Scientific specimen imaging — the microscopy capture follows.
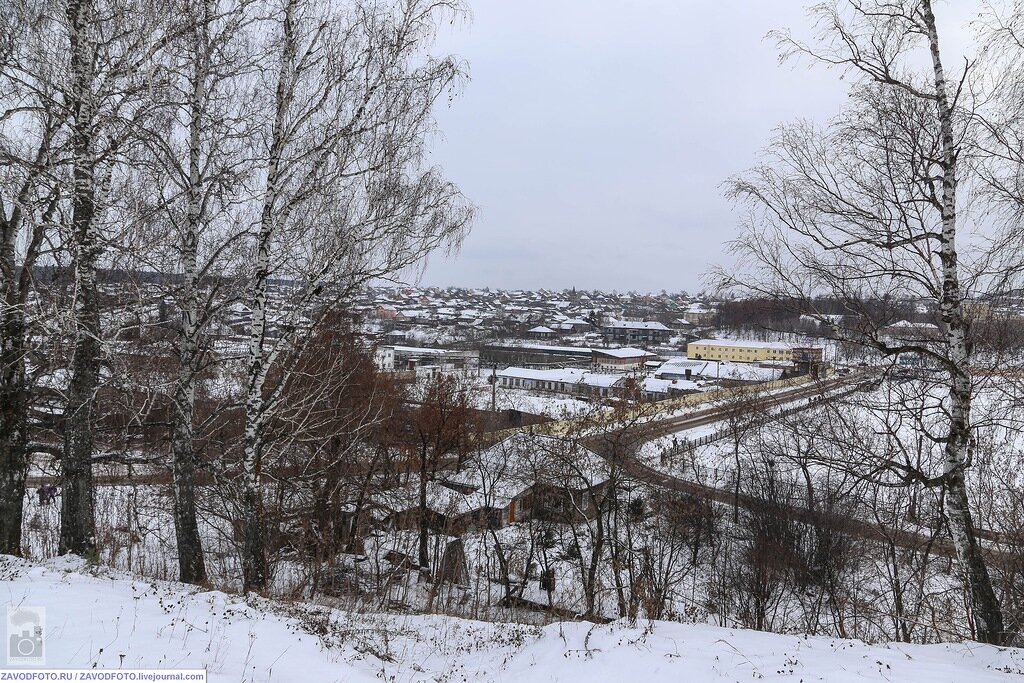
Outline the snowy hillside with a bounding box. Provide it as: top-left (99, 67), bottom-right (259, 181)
top-left (2, 555), bottom-right (1022, 682)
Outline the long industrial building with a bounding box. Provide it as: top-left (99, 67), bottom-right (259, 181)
top-left (686, 339), bottom-right (794, 363)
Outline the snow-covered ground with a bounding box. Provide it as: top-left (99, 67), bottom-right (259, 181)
top-left (3, 554), bottom-right (1022, 682)
top-left (465, 373), bottom-right (601, 418)
top-left (491, 390), bottom-right (597, 418)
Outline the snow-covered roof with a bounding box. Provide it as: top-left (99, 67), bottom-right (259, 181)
top-left (391, 345), bottom-right (450, 356)
top-left (497, 367), bottom-right (623, 389)
top-left (800, 313), bottom-right (844, 324)
top-left (582, 373), bottom-right (622, 388)
top-left (374, 481), bottom-right (491, 517)
top-left (641, 377), bottom-right (700, 394)
top-left (497, 367), bottom-right (587, 384)
top-left (383, 345), bottom-right (477, 361)
top-left (488, 342), bottom-right (593, 355)
top-left (642, 377), bottom-right (671, 393)
top-left (653, 357), bottom-right (782, 382)
top-left (887, 320), bottom-right (939, 330)
top-left (592, 347), bottom-right (657, 359)
top-left (689, 338), bottom-right (792, 350)
top-left (658, 358), bottom-right (710, 371)
top-left (718, 364), bottom-right (783, 382)
top-left (528, 325), bottom-right (555, 333)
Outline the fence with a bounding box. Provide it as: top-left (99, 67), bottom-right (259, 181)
top-left (656, 382), bottom-right (862, 459)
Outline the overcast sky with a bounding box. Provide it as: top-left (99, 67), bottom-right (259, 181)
top-left (418, 1), bottom-right (979, 294)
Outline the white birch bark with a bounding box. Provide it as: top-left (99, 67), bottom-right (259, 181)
top-left (169, 17), bottom-right (211, 585)
top-left (922, 0), bottom-right (1004, 644)
top-left (236, 0), bottom-right (472, 592)
top-left (60, 0), bottom-right (100, 556)
top-left (239, 0), bottom-right (294, 592)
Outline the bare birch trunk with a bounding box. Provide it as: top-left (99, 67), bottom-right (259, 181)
top-left (241, 210), bottom-right (272, 590)
top-left (60, 0), bottom-right (99, 556)
top-left (921, 0), bottom-right (1005, 645)
top-left (170, 41), bottom-right (209, 585)
top-left (240, 0), bottom-right (294, 593)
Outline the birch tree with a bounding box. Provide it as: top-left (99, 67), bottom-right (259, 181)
top-left (136, 0), bottom-right (258, 585)
top-left (54, 0), bottom-right (197, 555)
top-left (237, 0), bottom-right (472, 592)
top-left (60, 0), bottom-right (116, 555)
top-left (0, 5), bottom-right (62, 554)
top-left (720, 0), bottom-right (1006, 644)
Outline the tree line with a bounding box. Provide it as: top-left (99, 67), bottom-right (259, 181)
top-left (0, 0), bottom-right (472, 592)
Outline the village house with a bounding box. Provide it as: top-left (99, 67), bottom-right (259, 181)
top-left (377, 434), bottom-right (612, 536)
top-left (591, 347), bottom-right (659, 372)
top-left (681, 303), bottom-right (717, 326)
top-left (601, 319), bottom-right (673, 345)
top-left (527, 325), bottom-right (557, 340)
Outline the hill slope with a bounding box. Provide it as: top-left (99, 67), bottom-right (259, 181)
top-left (2, 555), bottom-right (1022, 682)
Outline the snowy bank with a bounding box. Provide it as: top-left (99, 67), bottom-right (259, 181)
top-left (2, 555), bottom-right (1023, 682)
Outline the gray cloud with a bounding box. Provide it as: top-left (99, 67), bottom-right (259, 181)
top-left (422, 1), bottom-right (978, 293)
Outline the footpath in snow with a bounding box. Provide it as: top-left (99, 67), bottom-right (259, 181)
top-left (2, 555), bottom-right (1023, 682)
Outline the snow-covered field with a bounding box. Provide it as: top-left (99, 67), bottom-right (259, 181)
top-left (465, 374), bottom-right (601, 418)
top-left (490, 390), bottom-right (596, 418)
top-left (3, 554), bottom-right (1023, 682)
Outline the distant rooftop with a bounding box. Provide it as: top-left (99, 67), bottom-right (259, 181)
top-left (592, 347), bottom-right (658, 359)
top-left (688, 338), bottom-right (794, 350)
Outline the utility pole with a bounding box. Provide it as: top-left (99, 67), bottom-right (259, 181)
top-left (491, 364), bottom-right (497, 412)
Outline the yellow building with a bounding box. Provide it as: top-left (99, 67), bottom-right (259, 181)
top-left (686, 339), bottom-right (793, 363)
